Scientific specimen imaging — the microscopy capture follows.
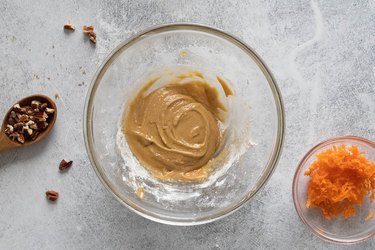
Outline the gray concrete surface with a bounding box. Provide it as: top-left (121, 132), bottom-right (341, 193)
top-left (0, 0), bottom-right (374, 249)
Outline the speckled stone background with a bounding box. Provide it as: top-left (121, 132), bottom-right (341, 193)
top-left (0, 0), bottom-right (374, 249)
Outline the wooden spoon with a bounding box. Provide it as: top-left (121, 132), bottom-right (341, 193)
top-left (0, 94), bottom-right (57, 153)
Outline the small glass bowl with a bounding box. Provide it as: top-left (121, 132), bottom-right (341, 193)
top-left (293, 136), bottom-right (375, 244)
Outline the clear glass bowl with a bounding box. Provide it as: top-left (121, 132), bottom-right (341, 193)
top-left (293, 136), bottom-right (375, 244)
top-left (84, 23), bottom-right (284, 225)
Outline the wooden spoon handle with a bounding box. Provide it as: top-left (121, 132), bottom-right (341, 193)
top-left (0, 132), bottom-right (17, 153)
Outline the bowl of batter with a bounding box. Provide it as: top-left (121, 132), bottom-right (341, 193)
top-left (84, 23), bottom-right (284, 225)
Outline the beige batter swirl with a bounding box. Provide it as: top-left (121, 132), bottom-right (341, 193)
top-left (123, 72), bottom-right (232, 181)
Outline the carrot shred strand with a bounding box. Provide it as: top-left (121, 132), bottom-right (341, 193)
top-left (305, 145), bottom-right (375, 220)
top-left (365, 210), bottom-right (374, 221)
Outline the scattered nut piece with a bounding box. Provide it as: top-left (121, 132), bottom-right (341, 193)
top-left (36, 121), bottom-right (48, 130)
top-left (64, 21), bottom-right (75, 31)
top-left (89, 35), bottom-right (96, 44)
top-left (90, 36), bottom-right (96, 43)
top-left (88, 31), bottom-right (96, 39)
top-left (82, 25), bottom-right (97, 44)
top-left (28, 121), bottom-right (37, 130)
top-left (82, 25), bottom-right (94, 33)
top-left (46, 190), bottom-right (59, 201)
top-left (59, 159), bottom-right (73, 171)
top-left (135, 187), bottom-right (145, 199)
top-left (179, 49), bottom-right (188, 58)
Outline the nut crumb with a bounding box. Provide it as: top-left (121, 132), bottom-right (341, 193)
top-left (89, 35), bottom-right (96, 44)
top-left (46, 190), bottom-right (59, 201)
top-left (45, 107), bottom-right (55, 114)
top-left (179, 49), bottom-right (188, 58)
top-left (64, 21), bottom-right (75, 31)
top-left (59, 159), bottom-right (73, 171)
top-left (82, 25), bottom-right (96, 44)
top-left (54, 94), bottom-right (59, 99)
top-left (135, 187), bottom-right (145, 199)
top-left (82, 25), bottom-right (94, 33)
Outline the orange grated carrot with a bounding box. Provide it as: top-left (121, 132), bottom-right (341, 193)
top-left (304, 145), bottom-right (375, 220)
top-left (365, 210), bottom-right (374, 221)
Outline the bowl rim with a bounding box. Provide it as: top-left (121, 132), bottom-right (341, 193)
top-left (292, 135), bottom-right (375, 244)
top-left (83, 23), bottom-right (285, 225)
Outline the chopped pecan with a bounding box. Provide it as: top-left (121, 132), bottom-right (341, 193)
top-left (33, 111), bottom-right (48, 121)
top-left (8, 132), bottom-right (19, 141)
top-left (31, 100), bottom-right (41, 109)
top-left (46, 190), bottom-right (59, 201)
top-left (13, 122), bottom-right (23, 131)
top-left (64, 21), bottom-right (75, 31)
top-left (82, 25), bottom-right (96, 44)
top-left (7, 117), bottom-right (15, 126)
top-left (89, 35), bottom-right (96, 44)
top-left (30, 131), bottom-right (39, 141)
top-left (40, 103), bottom-right (48, 111)
top-left (37, 121), bottom-right (48, 130)
top-left (17, 133), bottom-right (25, 144)
top-left (18, 114), bottom-right (29, 122)
top-left (59, 159), bottom-right (73, 171)
top-left (45, 108), bottom-right (55, 114)
top-left (88, 31), bottom-right (96, 39)
top-left (5, 124), bottom-right (13, 134)
top-left (13, 103), bottom-right (21, 112)
top-left (26, 128), bottom-right (33, 135)
top-left (82, 25), bottom-right (94, 33)
top-left (88, 31), bottom-right (96, 44)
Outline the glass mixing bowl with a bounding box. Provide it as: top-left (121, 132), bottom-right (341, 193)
top-left (84, 23), bottom-right (284, 225)
top-left (293, 136), bottom-right (375, 244)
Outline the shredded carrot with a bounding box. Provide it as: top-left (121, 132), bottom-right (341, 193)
top-left (304, 145), bottom-right (375, 220)
top-left (366, 210), bottom-right (374, 221)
